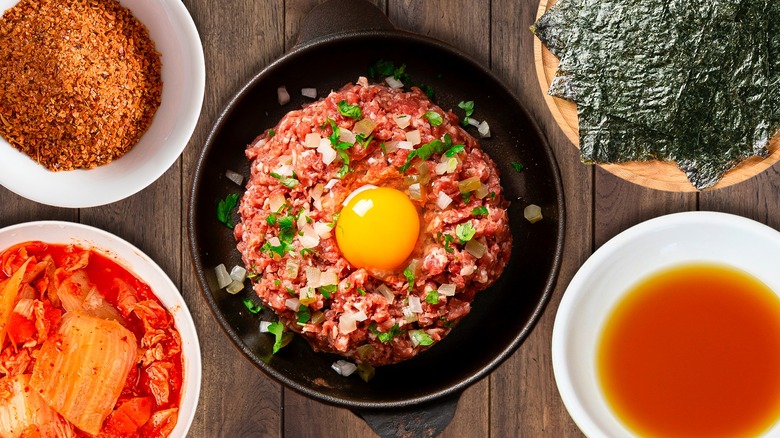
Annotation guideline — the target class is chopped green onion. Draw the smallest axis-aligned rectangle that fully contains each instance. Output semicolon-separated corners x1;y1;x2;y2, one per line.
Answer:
337;100;362;119
445;145;465;157
471;206;489;216
357;287;366;296
266;213;277;226
369;323;403;343
425;290;439;304
217;193;239;229
319;284;337;298
403;266;415;292
424;111;443;126
243;298;262;314
297;305;311;324
458;101;475;126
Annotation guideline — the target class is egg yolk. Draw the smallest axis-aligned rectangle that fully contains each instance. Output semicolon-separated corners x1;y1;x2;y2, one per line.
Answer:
335;186;420;271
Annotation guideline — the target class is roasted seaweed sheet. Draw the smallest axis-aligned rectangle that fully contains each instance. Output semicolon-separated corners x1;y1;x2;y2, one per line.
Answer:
533;0;779;189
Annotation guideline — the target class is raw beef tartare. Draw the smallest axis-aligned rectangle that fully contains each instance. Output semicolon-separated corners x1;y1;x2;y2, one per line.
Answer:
234;77;511;366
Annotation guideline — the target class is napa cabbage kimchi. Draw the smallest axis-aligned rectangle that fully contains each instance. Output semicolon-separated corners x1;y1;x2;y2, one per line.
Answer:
0;242;184;437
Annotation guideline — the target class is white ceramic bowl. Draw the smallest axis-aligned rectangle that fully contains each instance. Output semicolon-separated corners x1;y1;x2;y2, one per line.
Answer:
0;0;205;208
0;220;201;437
552;211;780;437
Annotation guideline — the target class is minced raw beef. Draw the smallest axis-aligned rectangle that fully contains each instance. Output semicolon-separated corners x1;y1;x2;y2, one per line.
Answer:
234;77;511;366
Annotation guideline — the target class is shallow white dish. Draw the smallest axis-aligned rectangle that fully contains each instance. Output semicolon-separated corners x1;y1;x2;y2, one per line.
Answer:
0;0;205;208
552;211;780;437
0;220;201;437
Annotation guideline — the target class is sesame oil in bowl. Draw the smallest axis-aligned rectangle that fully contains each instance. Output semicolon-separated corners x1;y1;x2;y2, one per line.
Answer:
598;263;780;437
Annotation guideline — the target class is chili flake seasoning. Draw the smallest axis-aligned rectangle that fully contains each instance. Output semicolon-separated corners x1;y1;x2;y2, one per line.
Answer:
0;0;163;171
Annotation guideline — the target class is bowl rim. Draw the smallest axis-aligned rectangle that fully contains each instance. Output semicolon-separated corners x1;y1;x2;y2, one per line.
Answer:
0;0;205;208
0;220;202;437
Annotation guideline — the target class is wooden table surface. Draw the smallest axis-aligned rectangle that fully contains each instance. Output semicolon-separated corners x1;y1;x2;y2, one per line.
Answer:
3;0;780;437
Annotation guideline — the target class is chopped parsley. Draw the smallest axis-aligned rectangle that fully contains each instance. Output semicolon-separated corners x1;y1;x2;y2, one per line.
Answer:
327;119;353;150
403;266;415;292
456;221;477;243
273;279;281;286
267;322;285;354
297;305;310;325
242;298;262;314
409;330;434;346
458;101;475;126
217;193;239;228
424;111;443;126
471;206;489;216
511;162;524;172
270;172;299;188
337;100;362;119
442;234;455;253
336;150;351;178
369;323;404;343
319;284;337;298
399;138;447;173
355;133;373;148
425;290;439;305
461;192;472;204
268;128;276;138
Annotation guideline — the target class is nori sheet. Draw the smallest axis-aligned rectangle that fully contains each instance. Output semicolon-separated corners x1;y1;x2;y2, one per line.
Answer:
533;0;779;189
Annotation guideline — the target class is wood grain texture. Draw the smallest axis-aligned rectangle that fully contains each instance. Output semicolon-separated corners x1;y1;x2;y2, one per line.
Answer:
3;0;780;437
534;0;780;193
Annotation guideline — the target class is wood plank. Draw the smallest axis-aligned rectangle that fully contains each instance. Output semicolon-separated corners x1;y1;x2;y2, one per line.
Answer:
181;0;286;436
489;0;590;436
0;187;77;227
699;165;780;228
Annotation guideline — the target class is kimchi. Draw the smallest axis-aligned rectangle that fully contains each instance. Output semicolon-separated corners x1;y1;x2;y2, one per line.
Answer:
0;241;184;437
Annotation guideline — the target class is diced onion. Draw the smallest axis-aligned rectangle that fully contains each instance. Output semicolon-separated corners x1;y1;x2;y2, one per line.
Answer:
408;296;423;313
405;130;421;145
524;204;543;223
331;360;358;376
297;209;310;229
313;221;333;238
376;284;394;303
324;179;339;190
301;87;317;98
384;141;400;154
408;183;422;201
274;164;293;177
268;193;286;213
339;128;356;144
353;118;377;136
319;271;338;287
267;237;281;247
465;239;487;259
214;264;231;289
385;76;404;89
226;280;244;295
225;170;244;186
353;309;368;322
230;265;247;282
338;313;358;334
311;183;324;210
475;183;490;199
402;306;418;323
304;133;321;148
285;298;300;311
478;120;491;137
467;117;480;127
436;192;453;210
394;114;411;128
299;225;320;249
277;86;290;105
438;283;456;296
285;259;300;279
458;177;482;193
305;267;322;287
299;287;316;305
396;140;414;150
259;321;272;333
317;139;337;165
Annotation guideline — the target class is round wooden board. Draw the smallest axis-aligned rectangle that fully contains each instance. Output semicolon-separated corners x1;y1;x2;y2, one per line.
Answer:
533;0;780;192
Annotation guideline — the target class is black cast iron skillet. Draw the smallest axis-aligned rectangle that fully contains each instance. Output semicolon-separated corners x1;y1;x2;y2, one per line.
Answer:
188;0;565;436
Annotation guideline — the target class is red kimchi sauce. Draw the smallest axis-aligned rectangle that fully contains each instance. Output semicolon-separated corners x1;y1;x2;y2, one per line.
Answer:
0;241;184;437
